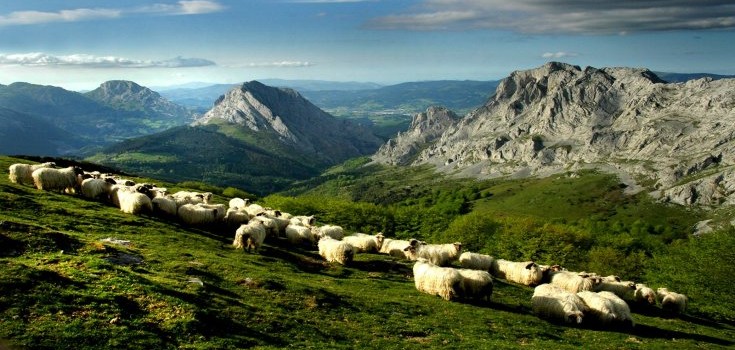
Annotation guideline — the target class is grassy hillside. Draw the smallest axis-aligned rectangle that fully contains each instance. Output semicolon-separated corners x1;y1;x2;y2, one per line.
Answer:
1;155;733;349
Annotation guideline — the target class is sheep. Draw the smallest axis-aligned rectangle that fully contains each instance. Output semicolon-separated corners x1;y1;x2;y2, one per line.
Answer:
178;203;220;225
243;203;265;217
171;191;212;206
594;280;636;301
233;221;266;253
228;197;250;209
404;242;462;266
317;236;354;265
458;252;494;271
312;224;345;240
490;259;544;286
532;284;588;324
656;288;688;314
152;196;178;217
253;215;278;237
8;162;55;185
342;232;384;253
379;238;420;259
412;258;462;301
285;224;317;246
198;203;226;222
259;212;290;236
539;264;565;283
548;271;601;292
456;268;493;301
224;207;250;227
634;284;657;306
31;166;83;193
117;190;153;215
576;291;619;325
290;215;316;227
80;177;116;200
597;291;635;327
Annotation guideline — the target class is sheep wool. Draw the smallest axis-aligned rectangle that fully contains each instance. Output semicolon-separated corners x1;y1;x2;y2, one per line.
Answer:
594;280;636;302
31;166;82;193
597;291;635;327
380;238;419;259
532;284;588;324
152;196;178;217
285;224;316;246
9;162;55;185
406;242;462;266
458;252;495;271
118;191;153;215
80;178;115;200
342;233;385;253
634;284;657;305
549;271;600;292
491;259;544;286
178;203;220;225
224;208;250;227
576;291;620;325
456;268;493;301
228;197;250;209
657;288;688;314
318;237;354;265
412;258;462;301
233;221;267;253
313;225;345;240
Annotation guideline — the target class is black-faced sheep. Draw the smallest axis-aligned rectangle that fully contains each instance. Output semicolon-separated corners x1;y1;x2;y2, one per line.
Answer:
532;284;588;324
458;252;495;271
342;232;384;253
233;221;266;253
31;166;83;193
491;259;544;286
404;242;462;266
412;258;462;301
656;288;688;314
317;236;354;265
8;162;55;185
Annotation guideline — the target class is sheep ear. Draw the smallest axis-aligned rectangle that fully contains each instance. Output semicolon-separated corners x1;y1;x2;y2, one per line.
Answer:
525;262;535;270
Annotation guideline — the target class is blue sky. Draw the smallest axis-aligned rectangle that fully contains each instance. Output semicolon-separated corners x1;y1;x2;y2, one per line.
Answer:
0;0;733;90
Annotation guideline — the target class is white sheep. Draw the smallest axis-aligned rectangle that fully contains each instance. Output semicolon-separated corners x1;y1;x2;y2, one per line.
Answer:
458;252;495;271
224;208;250;227
253;215;278;237
233;221;266;253
456;268;493;301
656;288;688;314
285;224;317;246
633;284;657;306
117;190;153;215
412;258;462;301
228;197;250;209
171;191;212;206
532;283;588;324
490;259;544;286
152;196;178;217
198;203;226;222
576;291;618;325
177;203;221;225
317;236;354;265
548;271;601;292
31;166;83;193
342;232;384;253
8;162;55;185
404;242;462;266
594;280;636;301
290;215;316;227
312;224;345;240
379;238;420;259
80;178;116;200
244;203;265;217
597;291;635;327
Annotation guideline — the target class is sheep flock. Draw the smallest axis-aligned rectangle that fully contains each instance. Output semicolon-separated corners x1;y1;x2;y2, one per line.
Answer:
8;161;690;329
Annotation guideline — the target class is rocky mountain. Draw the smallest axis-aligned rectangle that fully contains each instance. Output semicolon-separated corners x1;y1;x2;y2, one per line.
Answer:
373;62;735;207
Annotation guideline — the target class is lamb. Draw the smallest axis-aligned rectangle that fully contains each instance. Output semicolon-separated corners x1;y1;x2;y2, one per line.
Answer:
342;232;385;253
290;215;316;227
228;197;250;209
31;166;83;193
490;259;544;286
177;203;220;225
456;268;493;301
548;271;601;292
152;196;178;217
532;284;588;324
458;252;495;271
594;280;636;301
285;224;317;246
8;162;55;185
412;258;462;301
404;242;462;266
597;291;635;327
233;221;267;253
80;177;116;200
656;288;688;314
117;190;153;215
317;236;354;265
312;224;345;240
633;284;657;305
379;238;420;259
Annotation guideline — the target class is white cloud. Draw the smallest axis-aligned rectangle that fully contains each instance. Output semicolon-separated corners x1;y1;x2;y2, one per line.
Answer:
0;1;224;26
367;1;735;34
236;61;314;68
0;53;216;68
541;52;579;59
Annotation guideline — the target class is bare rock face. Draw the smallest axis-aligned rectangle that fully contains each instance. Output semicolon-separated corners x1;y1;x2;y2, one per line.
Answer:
193;81;383;165
86;80;196;123
373;62;735;207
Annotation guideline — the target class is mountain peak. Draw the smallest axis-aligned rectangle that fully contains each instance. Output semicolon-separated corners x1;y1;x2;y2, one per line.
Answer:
85;80;195;124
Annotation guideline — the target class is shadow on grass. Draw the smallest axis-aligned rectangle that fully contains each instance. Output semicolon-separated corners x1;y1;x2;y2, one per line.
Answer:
0;220;83;256
628;323;734;346
258;245;328;273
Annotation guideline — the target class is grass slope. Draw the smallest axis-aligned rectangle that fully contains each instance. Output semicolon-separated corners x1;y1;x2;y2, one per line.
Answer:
0;156;733;349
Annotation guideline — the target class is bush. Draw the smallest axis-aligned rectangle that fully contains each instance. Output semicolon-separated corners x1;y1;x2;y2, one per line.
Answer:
435;211;500;253
178;181;223;194
222;187;256;200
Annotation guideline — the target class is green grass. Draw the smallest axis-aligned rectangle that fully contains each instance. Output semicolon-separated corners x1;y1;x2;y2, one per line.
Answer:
1;155;734;349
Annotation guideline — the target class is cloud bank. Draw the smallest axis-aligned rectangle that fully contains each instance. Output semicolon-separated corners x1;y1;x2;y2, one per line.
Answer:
0;53;216;68
367;1;735;34
0;1;224;26
233;61;314;68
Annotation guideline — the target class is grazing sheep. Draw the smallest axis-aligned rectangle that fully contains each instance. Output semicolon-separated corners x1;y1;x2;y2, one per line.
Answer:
597;291;635;327
80;178;116;200
31;166;83;193
317;236;354;265
548;271;601;292
8;162;55;185
380;238;420;259
458;252;495;271
285;224;317;246
491;259;544;286
253;215;278;237
152;196;178;217
224;208;250;227
178;203;220;225
456;268;493;301
656;288;688;314
229;197;250;209
260;212;290;236
532;284;588;324
171;191;212;206
342;232;384;253
117;190;153;215
412;258;462;301
312;224;345;240
233;221;267;253
539;264;565;283
594;280;636;301
576;291;618;325
290;215;316;227
198;203;226;222
634;284;657;306
244;203;265;217
404;242;462;266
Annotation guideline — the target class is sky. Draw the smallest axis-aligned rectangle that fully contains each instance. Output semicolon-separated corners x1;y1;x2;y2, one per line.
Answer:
0;0;733;90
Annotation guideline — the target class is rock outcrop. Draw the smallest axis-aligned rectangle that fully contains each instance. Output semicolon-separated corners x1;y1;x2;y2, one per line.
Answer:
86;80;196;123
373;62;735;207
